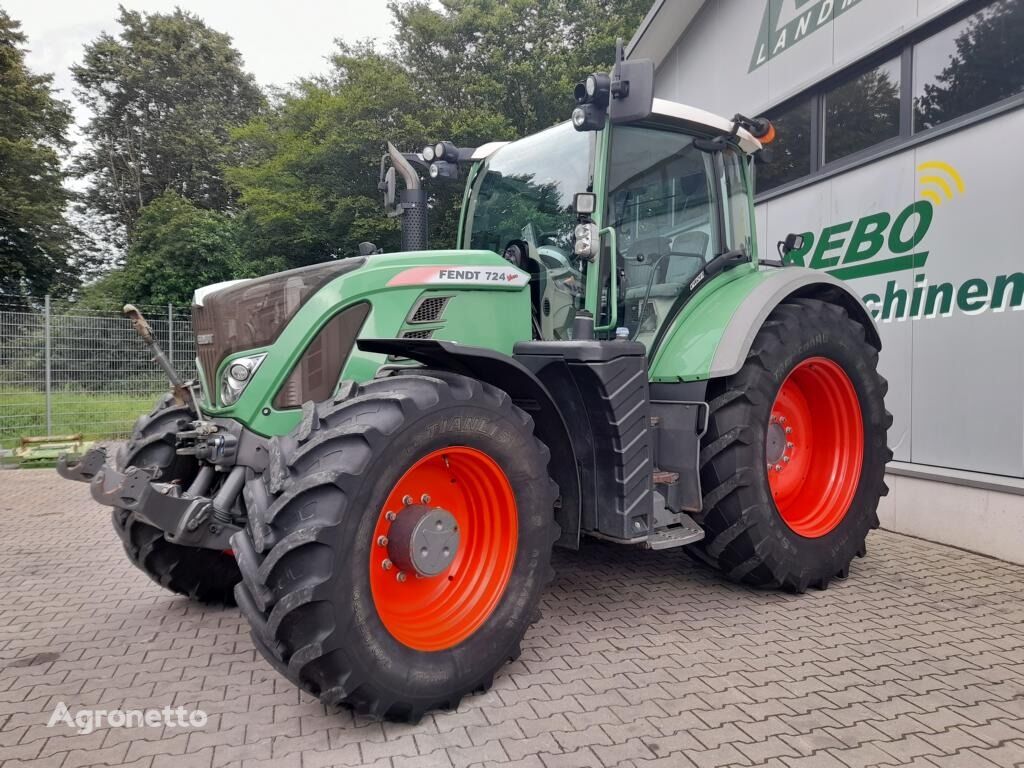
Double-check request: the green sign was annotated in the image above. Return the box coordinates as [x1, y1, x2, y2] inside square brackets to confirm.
[749, 0, 865, 72]
[784, 198, 1023, 322]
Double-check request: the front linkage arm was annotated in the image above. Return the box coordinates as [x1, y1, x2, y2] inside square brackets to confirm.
[57, 416, 270, 551]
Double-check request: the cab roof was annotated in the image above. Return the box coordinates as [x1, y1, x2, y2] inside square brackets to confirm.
[650, 98, 762, 154]
[470, 98, 762, 161]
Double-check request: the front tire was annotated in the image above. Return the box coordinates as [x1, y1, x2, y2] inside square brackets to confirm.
[233, 373, 558, 721]
[112, 394, 241, 605]
[693, 298, 892, 592]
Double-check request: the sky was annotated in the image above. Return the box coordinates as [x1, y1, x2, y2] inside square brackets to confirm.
[5, 0, 399, 130]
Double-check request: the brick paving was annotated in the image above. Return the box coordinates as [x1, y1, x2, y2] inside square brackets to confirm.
[1, 468, 1023, 768]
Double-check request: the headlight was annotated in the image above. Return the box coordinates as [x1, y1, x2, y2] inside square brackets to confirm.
[220, 353, 265, 406]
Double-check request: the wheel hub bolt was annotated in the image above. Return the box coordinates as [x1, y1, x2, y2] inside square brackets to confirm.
[402, 495, 414, 506]
[385, 511, 396, 521]
[396, 571, 407, 583]
[377, 536, 388, 547]
[785, 426, 793, 435]
[787, 442, 794, 449]
[775, 464, 783, 472]
[421, 494, 431, 504]
[381, 559, 393, 570]
[783, 456, 790, 463]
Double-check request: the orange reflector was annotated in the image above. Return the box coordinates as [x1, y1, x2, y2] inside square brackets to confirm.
[759, 120, 776, 145]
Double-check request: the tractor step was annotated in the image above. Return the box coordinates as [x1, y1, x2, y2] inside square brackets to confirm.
[647, 513, 705, 550]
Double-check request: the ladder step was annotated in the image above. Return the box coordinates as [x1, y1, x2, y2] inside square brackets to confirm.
[647, 513, 705, 550]
[653, 470, 679, 485]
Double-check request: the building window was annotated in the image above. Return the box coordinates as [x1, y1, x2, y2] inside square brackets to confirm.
[755, 98, 812, 193]
[754, 0, 1024, 200]
[824, 58, 902, 164]
[913, 0, 1024, 132]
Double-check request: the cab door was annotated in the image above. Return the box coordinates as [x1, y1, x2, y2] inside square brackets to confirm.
[603, 125, 725, 349]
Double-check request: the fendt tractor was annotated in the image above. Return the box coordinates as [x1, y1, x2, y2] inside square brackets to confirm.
[60, 46, 891, 722]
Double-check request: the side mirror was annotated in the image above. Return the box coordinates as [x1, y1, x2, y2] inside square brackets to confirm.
[609, 58, 654, 125]
[778, 233, 805, 257]
[381, 165, 398, 217]
[572, 39, 655, 132]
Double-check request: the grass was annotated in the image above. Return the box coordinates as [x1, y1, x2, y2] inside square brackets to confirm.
[0, 388, 162, 451]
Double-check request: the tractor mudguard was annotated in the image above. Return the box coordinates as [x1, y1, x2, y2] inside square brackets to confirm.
[649, 266, 880, 382]
[356, 338, 582, 549]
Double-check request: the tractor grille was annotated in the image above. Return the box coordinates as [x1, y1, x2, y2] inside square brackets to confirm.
[408, 295, 450, 324]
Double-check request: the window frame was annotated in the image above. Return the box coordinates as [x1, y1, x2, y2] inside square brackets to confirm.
[755, 0, 1024, 202]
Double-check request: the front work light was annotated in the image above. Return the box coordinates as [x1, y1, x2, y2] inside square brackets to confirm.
[428, 161, 460, 181]
[422, 144, 436, 162]
[584, 73, 610, 106]
[573, 222, 599, 260]
[220, 353, 265, 406]
[572, 105, 605, 132]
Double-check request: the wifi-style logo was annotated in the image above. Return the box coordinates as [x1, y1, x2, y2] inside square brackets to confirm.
[917, 161, 965, 206]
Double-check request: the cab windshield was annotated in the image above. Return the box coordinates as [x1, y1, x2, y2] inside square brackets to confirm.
[464, 122, 592, 339]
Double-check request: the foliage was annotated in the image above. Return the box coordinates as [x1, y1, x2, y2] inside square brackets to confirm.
[71, 6, 265, 245]
[0, 11, 81, 299]
[390, 0, 653, 136]
[83, 192, 244, 307]
[226, 0, 651, 270]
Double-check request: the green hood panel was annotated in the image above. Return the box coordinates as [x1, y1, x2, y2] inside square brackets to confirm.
[198, 249, 531, 436]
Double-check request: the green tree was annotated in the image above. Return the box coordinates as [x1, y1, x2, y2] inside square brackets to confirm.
[391, 0, 653, 135]
[83, 191, 243, 307]
[226, 0, 649, 270]
[0, 10, 79, 298]
[71, 6, 265, 245]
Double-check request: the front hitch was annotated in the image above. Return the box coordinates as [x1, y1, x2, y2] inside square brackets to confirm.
[59, 445, 241, 551]
[56, 446, 108, 483]
[88, 463, 239, 550]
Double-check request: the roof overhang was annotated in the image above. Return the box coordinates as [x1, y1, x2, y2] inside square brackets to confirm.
[626, 0, 707, 68]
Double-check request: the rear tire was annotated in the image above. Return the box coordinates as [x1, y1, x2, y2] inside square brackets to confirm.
[112, 394, 241, 605]
[692, 298, 892, 592]
[233, 373, 558, 722]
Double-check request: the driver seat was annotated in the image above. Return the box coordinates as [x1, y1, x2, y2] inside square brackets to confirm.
[623, 231, 709, 300]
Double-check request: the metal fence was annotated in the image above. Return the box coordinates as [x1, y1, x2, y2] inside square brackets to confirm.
[0, 296, 195, 449]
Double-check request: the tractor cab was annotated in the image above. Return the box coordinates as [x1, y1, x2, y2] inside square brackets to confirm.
[454, 102, 765, 349]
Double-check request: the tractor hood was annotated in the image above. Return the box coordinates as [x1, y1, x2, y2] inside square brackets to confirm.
[192, 258, 367, 397]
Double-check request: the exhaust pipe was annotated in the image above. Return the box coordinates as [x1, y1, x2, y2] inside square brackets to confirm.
[387, 142, 428, 251]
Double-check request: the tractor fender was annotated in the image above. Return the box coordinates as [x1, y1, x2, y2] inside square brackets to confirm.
[649, 266, 880, 382]
[356, 338, 582, 549]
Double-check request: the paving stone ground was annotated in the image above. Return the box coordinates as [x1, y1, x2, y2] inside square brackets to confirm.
[1, 467, 1023, 768]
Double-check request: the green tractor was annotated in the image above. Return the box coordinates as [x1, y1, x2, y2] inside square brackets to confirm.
[60, 47, 890, 721]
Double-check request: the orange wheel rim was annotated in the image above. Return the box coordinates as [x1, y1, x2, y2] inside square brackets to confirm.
[369, 446, 518, 651]
[767, 357, 864, 538]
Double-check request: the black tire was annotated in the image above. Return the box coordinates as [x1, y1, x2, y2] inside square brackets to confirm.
[111, 393, 241, 605]
[233, 373, 558, 722]
[692, 297, 892, 592]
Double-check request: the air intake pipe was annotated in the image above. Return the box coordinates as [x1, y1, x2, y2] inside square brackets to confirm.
[387, 142, 428, 251]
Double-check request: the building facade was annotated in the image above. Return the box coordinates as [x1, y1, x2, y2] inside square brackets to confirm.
[629, 0, 1024, 562]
